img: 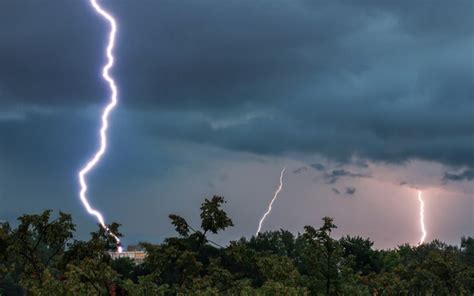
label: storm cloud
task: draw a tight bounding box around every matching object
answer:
[443,170,474,182]
[324,169,371,184]
[1,0,474,168]
[1,0,473,247]
[345,187,357,195]
[310,163,326,171]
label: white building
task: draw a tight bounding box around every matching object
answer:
[109,245,146,264]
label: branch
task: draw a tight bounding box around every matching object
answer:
[188,225,224,248]
[45,238,71,267]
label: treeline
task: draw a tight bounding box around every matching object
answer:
[1,196,473,295]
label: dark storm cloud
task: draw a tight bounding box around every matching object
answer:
[443,170,474,182]
[324,169,371,184]
[1,0,474,168]
[353,160,369,169]
[0,0,106,106]
[310,163,326,171]
[293,166,308,174]
[345,187,357,195]
[0,110,173,180]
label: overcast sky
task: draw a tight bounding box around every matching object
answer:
[0,0,473,248]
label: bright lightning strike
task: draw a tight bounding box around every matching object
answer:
[256,167,286,235]
[417,190,427,245]
[78,0,122,252]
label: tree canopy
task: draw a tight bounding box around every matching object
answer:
[1,195,473,295]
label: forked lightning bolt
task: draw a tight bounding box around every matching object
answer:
[78,0,122,252]
[417,190,427,245]
[256,167,286,235]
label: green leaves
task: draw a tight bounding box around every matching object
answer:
[169,214,190,237]
[200,195,234,234]
[9,210,76,279]
[168,195,234,238]
[1,197,474,295]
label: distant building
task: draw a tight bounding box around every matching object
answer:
[108,245,146,264]
[125,244,142,252]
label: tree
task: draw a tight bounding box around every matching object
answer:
[142,195,234,293]
[461,236,474,267]
[301,217,344,295]
[7,210,75,290]
[339,235,381,275]
[2,196,474,294]
[200,195,234,235]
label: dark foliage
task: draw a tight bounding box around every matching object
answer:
[0,196,473,295]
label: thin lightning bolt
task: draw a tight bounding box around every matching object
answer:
[78,0,122,252]
[417,190,427,245]
[256,167,286,235]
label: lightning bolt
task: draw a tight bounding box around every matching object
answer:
[417,190,427,245]
[256,167,286,235]
[78,0,122,252]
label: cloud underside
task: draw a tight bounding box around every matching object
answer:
[444,169,474,182]
[1,0,473,168]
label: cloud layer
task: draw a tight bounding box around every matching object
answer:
[2,0,473,168]
[1,1,473,247]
